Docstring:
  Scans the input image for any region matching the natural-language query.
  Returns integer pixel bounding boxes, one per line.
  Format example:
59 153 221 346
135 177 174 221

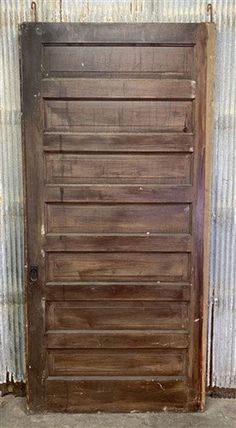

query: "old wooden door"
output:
20 23 215 412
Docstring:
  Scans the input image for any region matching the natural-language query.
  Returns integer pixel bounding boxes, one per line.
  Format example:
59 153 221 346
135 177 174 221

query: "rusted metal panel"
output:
0 0 235 390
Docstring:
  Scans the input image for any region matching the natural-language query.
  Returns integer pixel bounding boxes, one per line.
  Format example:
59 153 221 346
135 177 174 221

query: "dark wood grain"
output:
45 378 189 412
45 234 192 252
46 203 190 233
189 23 211 408
45 153 192 184
46 301 188 330
48 349 186 376
46 252 190 282
44 100 193 133
43 133 194 153
35 22 199 44
21 22 214 412
45 282 191 301
46 331 189 349
20 23 45 412
45 185 193 203
42 78 196 98
43 45 194 77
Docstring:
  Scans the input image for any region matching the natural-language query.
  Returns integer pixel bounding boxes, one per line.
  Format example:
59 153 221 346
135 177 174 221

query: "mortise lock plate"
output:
29 265 38 283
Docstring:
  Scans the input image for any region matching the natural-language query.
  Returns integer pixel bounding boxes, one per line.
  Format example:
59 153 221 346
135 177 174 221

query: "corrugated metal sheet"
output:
0 0 235 388
208 1 236 388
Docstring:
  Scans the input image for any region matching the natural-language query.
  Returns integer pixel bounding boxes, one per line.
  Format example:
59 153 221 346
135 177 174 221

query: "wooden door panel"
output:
46 301 188 330
42 78 196 99
45 379 188 412
21 22 215 412
48 349 186 376
46 331 189 349
45 154 192 184
46 252 190 282
45 234 192 252
45 282 190 302
43 45 194 77
43 133 194 153
46 204 190 234
45 100 193 132
45 184 193 203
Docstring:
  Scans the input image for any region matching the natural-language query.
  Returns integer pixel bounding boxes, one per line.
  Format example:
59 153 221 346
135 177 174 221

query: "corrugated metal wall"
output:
0 0 235 388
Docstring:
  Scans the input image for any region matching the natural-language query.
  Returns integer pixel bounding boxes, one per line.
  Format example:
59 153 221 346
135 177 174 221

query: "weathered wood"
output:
46 331 189 349
48 349 186 376
45 282 191 301
45 185 193 203
46 252 190 282
201 24 216 410
45 153 192 184
35 22 199 44
44 100 193 132
187 23 215 408
43 133 194 153
20 22 45 412
46 204 190 234
43 45 194 77
46 301 188 330
42 78 196 99
45 234 192 252
45 378 189 412
21 22 214 412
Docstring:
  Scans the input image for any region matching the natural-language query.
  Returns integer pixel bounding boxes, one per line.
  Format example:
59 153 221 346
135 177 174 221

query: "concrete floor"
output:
0 396 235 428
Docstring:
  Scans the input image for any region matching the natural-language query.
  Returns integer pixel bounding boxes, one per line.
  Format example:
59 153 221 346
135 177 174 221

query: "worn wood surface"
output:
43 45 194 77
43 133 194 152
45 185 193 203
45 153 192 184
45 100 193 132
20 22 214 412
48 349 186 376
45 378 189 412
45 282 190 301
201 24 216 409
42 78 196 98
46 301 188 330
46 204 190 233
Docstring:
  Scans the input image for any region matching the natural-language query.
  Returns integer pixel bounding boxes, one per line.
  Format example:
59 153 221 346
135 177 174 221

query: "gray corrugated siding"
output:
0 0 235 388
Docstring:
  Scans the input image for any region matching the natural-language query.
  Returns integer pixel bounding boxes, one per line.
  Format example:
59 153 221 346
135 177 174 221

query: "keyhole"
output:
30 266 38 283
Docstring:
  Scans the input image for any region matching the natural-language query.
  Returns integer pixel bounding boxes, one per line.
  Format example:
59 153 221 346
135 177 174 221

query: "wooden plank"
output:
48 349 186 376
46 252 190 282
45 185 193 203
201 23 216 410
46 331 189 349
46 301 188 330
45 153 192 184
42 78 196 99
20 21 45 412
44 100 193 133
45 234 192 253
43 133 194 153
45 378 189 412
188 23 211 409
45 282 191 302
35 22 199 44
46 203 190 234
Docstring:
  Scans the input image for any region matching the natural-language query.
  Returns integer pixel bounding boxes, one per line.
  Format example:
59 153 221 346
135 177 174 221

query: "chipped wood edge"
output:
201 22 216 410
